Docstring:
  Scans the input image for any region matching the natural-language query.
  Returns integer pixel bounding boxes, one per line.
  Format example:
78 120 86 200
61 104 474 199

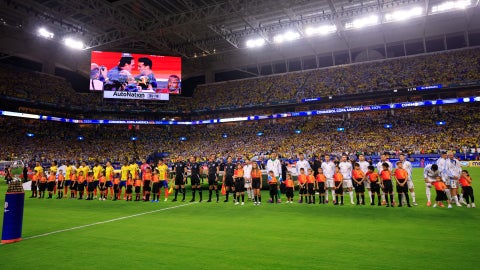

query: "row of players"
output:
28 152 475 208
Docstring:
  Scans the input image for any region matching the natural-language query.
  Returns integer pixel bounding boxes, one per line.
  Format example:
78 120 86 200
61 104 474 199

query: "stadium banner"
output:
469 161 480 167
103 91 169 101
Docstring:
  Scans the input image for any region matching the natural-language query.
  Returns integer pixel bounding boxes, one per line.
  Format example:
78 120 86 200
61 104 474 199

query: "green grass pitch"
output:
1 168 480 270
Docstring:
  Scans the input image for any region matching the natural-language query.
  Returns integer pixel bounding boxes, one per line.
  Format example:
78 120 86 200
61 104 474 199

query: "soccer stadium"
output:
1 0 480 269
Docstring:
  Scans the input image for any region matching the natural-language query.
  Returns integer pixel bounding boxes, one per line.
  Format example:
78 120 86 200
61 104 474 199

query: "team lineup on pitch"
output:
24 151 475 209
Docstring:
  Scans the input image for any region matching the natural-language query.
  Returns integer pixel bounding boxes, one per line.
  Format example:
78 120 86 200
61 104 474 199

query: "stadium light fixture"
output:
436 121 446 126
179 136 187 141
294 129 302 134
246 38 266 48
130 136 137 141
77 136 84 141
384 124 393 129
26 133 35 138
38 27 54 39
273 31 300 43
385 7 423 22
337 127 345 132
345 15 379 29
64 37 84 50
256 131 264 136
222 133 228 138
305 25 337 36
431 0 472 13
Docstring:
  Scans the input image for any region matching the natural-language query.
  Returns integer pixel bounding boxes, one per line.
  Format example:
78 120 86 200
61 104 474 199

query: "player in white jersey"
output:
243 159 253 200
339 155 354 205
376 154 392 204
436 151 452 205
358 154 371 204
424 163 441 206
446 153 462 207
266 152 282 203
295 153 311 175
399 154 417 205
322 155 336 203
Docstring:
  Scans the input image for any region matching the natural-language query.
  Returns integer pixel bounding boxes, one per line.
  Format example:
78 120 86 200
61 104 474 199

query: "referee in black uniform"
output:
172 156 187 202
189 156 203 202
223 156 236 202
206 154 220 202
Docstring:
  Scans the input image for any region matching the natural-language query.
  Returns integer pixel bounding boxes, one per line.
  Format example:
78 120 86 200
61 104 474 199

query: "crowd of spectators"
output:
2 47 479 114
1 103 479 165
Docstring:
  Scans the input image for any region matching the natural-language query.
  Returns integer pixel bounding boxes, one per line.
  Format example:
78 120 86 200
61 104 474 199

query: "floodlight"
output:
222 133 228 138
256 132 264 136
436 121 446 126
64 37 84 50
432 0 471 13
38 28 54 39
273 31 300 43
26 133 35 137
246 38 266 48
77 136 84 141
294 129 301 134
346 15 379 29
384 124 393 129
337 127 345 131
179 136 187 141
305 25 337 36
130 136 137 141
385 7 423 22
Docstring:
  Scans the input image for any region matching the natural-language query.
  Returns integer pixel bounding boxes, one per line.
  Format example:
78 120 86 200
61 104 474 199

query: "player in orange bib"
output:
284 173 295 203
333 166 344 205
98 172 107 201
352 163 366 205
56 169 65 199
365 166 381 206
459 170 475 208
315 168 326 204
297 168 307 203
393 161 411 207
380 163 394 207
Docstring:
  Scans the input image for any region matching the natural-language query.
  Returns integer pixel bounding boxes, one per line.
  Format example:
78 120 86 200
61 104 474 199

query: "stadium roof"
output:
0 0 479 78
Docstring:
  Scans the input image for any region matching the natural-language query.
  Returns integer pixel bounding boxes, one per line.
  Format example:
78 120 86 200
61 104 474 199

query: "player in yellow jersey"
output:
93 161 104 198
105 161 115 199
157 159 170 201
129 160 139 181
65 161 74 199
120 161 130 199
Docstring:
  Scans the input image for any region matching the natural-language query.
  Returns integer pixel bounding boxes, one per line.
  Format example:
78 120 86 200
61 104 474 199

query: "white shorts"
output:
363 180 371 189
326 179 335 188
342 179 353 189
449 179 458 189
244 180 252 189
407 179 414 189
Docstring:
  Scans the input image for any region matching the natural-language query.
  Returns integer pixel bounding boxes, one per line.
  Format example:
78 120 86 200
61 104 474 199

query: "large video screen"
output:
90 51 182 100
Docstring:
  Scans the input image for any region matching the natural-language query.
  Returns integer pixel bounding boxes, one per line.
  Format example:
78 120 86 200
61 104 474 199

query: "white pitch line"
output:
21 202 196 241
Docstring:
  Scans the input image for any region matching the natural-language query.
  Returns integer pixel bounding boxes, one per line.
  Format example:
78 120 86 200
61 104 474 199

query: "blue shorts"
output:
106 181 113 187
65 180 71 186
160 180 169 188
94 180 99 188
120 180 127 188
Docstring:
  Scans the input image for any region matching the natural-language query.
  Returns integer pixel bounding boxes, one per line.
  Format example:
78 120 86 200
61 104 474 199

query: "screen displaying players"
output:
90 51 182 100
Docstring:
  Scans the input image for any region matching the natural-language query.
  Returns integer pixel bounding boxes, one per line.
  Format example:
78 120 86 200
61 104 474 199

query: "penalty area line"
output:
21 202 196 242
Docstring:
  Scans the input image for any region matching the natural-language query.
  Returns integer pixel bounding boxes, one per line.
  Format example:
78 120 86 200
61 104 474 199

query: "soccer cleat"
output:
189 199 195 202
438 202 444 208
241 202 244 205
181 199 186 202
381 200 386 206
199 200 202 203
171 199 177 202
456 202 462 207
412 202 418 206
467 204 471 208
235 202 239 205
206 199 212 202
164 198 168 202
426 201 432 207
447 204 452 209
277 199 281 203
325 199 329 204
298 199 303 203
433 204 437 208
223 199 229 203
472 203 476 208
